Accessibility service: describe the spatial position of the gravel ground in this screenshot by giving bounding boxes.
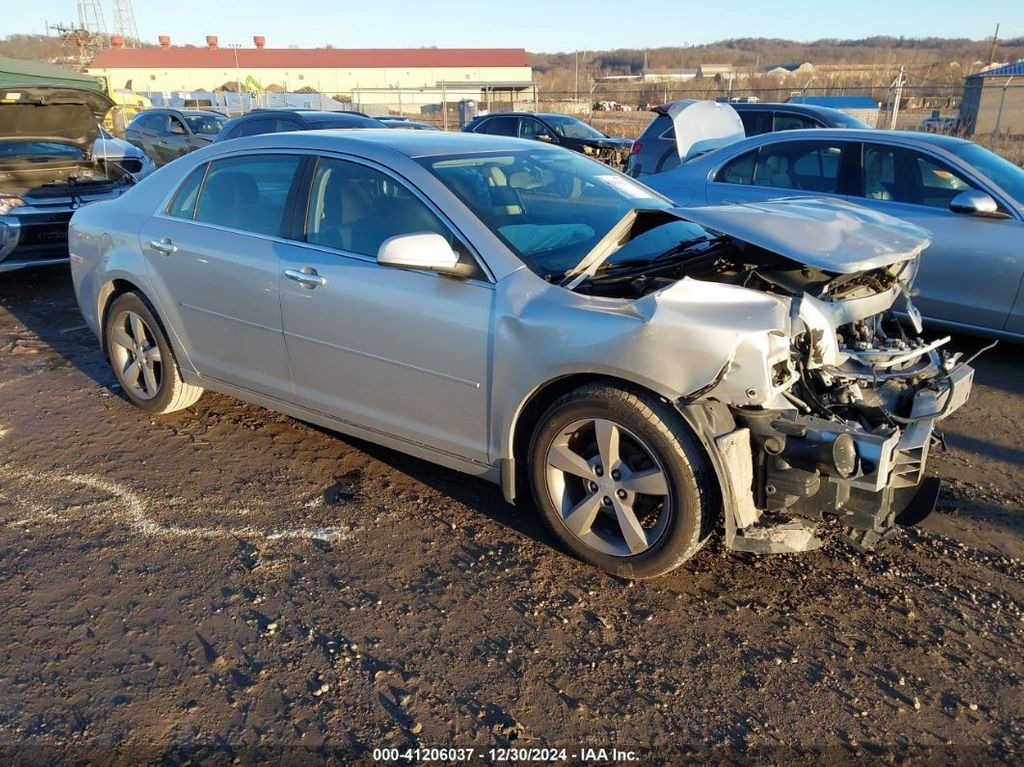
[0,267,1021,764]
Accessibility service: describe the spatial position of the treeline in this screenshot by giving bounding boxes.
[530,36,1024,90]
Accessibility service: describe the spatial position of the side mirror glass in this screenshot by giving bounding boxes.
[949,190,1002,217]
[377,232,460,272]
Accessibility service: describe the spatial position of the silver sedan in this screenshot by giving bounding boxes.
[643,128,1024,340]
[69,130,972,577]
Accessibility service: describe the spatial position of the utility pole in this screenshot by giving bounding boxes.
[228,44,244,114]
[988,23,1000,66]
[574,50,579,103]
[889,65,906,130]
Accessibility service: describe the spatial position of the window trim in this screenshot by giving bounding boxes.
[289,151,495,285]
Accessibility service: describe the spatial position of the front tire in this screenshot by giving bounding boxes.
[104,291,203,414]
[528,383,717,579]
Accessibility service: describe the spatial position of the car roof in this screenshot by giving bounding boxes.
[471,112,580,121]
[740,127,973,148]
[208,128,555,158]
[147,108,223,117]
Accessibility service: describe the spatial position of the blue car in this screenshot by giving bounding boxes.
[643,126,1024,341]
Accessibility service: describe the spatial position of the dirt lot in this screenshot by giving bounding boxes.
[0,267,1021,764]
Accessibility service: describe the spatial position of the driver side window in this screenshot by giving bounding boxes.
[519,118,551,140]
[169,117,187,136]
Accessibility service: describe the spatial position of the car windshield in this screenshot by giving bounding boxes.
[183,114,226,135]
[0,141,85,159]
[418,148,672,279]
[544,115,607,140]
[948,142,1024,204]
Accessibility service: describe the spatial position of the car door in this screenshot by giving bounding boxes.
[849,142,1022,331]
[704,139,851,206]
[160,116,194,163]
[138,152,304,399]
[130,113,163,161]
[278,155,494,464]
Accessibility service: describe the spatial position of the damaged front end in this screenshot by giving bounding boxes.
[567,198,975,555]
[672,202,974,554]
[725,272,973,554]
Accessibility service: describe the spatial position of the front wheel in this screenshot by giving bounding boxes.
[528,383,717,579]
[104,291,203,414]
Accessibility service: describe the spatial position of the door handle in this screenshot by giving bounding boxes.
[148,238,177,255]
[284,268,326,288]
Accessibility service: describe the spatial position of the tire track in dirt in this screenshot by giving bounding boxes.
[0,422,353,543]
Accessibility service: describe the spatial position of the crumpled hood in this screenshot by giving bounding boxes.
[0,85,114,158]
[677,197,932,273]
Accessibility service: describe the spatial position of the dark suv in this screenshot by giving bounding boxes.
[215,109,385,142]
[463,112,633,167]
[626,101,869,177]
[125,109,227,167]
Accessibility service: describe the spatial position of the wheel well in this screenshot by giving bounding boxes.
[98,278,141,354]
[511,373,663,502]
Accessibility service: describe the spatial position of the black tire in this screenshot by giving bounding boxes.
[528,383,717,579]
[103,291,203,414]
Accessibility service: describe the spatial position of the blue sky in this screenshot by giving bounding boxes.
[7,0,1022,52]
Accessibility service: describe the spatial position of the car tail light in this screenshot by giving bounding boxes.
[629,141,642,155]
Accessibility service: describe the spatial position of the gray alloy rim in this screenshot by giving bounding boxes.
[109,310,163,401]
[544,418,671,557]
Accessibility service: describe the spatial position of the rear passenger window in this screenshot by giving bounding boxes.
[304,157,449,257]
[716,149,757,184]
[773,113,818,131]
[167,164,207,219]
[194,154,301,236]
[480,116,518,136]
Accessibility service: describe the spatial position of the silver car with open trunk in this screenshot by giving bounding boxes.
[69,130,973,578]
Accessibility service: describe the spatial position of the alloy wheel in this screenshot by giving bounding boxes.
[544,418,671,557]
[109,310,163,400]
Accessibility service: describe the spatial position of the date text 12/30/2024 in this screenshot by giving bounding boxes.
[372,747,640,762]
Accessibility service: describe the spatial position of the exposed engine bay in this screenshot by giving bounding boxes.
[0,159,132,199]
[568,203,976,554]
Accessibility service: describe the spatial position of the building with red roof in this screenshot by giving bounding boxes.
[87,36,533,111]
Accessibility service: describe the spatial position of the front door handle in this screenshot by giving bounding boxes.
[149,237,177,255]
[284,267,326,288]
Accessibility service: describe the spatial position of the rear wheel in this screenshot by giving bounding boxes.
[104,291,203,414]
[528,383,716,579]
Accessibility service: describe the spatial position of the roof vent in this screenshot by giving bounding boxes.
[110,35,125,49]
[158,35,171,48]
[254,35,266,50]
[206,35,219,49]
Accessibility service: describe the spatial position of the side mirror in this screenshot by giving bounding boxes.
[949,190,1005,218]
[377,232,460,272]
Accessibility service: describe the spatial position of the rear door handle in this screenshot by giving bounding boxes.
[149,238,177,255]
[284,268,326,288]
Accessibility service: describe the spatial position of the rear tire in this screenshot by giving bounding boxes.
[528,383,717,579]
[104,291,203,414]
